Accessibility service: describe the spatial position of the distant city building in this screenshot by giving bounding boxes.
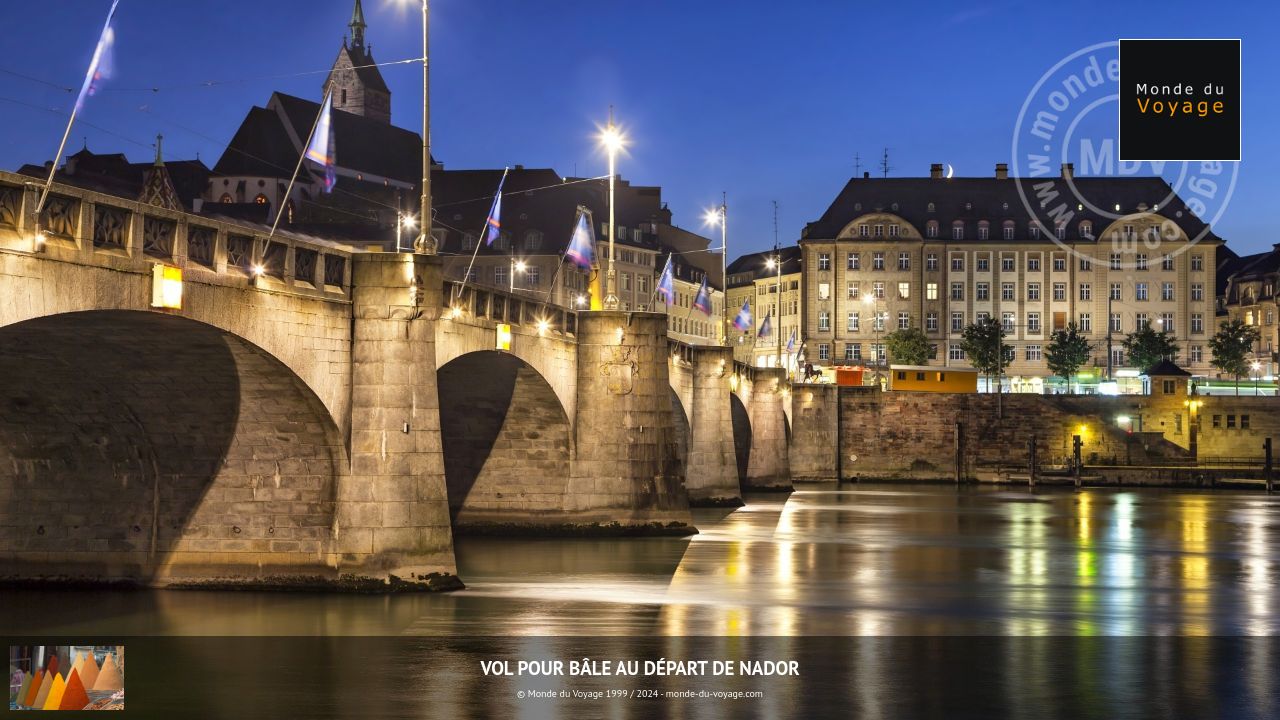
[323,0,391,123]
[798,163,1224,392]
[726,247,802,369]
[657,246,724,346]
[16,141,209,213]
[1219,243,1279,378]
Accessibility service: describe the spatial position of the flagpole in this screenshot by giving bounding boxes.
[456,167,508,305]
[269,87,333,241]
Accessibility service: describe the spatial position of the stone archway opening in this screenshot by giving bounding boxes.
[436,351,572,532]
[669,388,690,478]
[0,311,345,584]
[730,393,752,485]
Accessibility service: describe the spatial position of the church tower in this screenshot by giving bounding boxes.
[323,0,391,123]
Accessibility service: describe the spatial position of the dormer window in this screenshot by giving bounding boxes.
[927,202,936,213]
[1002,220,1015,240]
[926,220,938,238]
[977,221,990,240]
[952,221,964,240]
[1079,220,1093,238]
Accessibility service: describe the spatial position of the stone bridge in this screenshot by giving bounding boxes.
[0,172,790,591]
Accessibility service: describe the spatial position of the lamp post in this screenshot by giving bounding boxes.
[863,292,883,386]
[705,200,728,344]
[511,259,525,293]
[1253,360,1262,396]
[599,112,625,311]
[767,255,783,371]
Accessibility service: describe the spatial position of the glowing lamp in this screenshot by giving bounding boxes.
[496,323,512,351]
[151,264,183,309]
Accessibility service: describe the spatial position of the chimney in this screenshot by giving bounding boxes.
[863,171,870,179]
[930,163,944,179]
[995,163,1008,180]
[1061,162,1074,179]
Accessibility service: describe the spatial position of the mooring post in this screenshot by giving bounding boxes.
[1073,434,1083,489]
[1265,437,1273,493]
[1028,434,1037,489]
[954,421,964,484]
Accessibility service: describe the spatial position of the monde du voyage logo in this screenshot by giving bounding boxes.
[1120,39,1241,162]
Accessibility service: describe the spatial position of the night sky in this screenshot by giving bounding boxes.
[2,0,1277,255]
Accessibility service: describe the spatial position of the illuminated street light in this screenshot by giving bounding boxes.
[599,112,627,311]
[395,0,432,253]
[510,259,526,292]
[574,294,587,308]
[536,318,550,336]
[704,200,728,343]
[251,264,266,277]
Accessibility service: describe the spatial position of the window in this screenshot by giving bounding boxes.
[817,252,831,270]
[1212,414,1222,428]
[898,312,910,329]
[898,252,910,270]
[1136,254,1149,271]
[1163,379,1176,394]
[874,224,884,237]
[495,266,508,286]
[1002,257,1015,272]
[1053,283,1066,301]
[873,252,885,271]
[1227,415,1236,429]
[927,253,939,270]
[977,312,991,324]
[1079,221,1094,238]
[1191,255,1204,271]
[1056,224,1067,240]
[847,281,860,299]
[952,222,965,240]
[926,312,939,331]
[1242,415,1251,429]
[1028,283,1041,301]
[951,283,964,300]
[872,344,886,363]
[1027,313,1041,333]
[1135,282,1148,301]
[1110,313,1122,333]
[1110,283,1122,301]
[254,194,269,204]
[1079,257,1092,271]
[818,282,830,300]
[1002,312,1015,332]
[927,221,938,238]
[818,311,830,331]
[847,312,860,332]
[1191,345,1203,363]
[1112,348,1126,367]
[1110,253,1122,270]
[1191,283,1204,301]
[1026,345,1042,361]
[1137,312,1149,329]
[1162,255,1175,271]
[1028,257,1041,271]
[859,225,870,238]
[1160,312,1174,333]
[978,224,990,240]
[847,252,860,270]
[978,257,990,272]
[1053,257,1066,272]
[874,281,885,299]
[926,283,939,300]
[977,283,990,301]
[889,224,900,237]
[1079,283,1091,301]
[951,312,964,332]
[1003,225,1015,240]
[951,256,964,271]
[898,282,911,300]
[1078,313,1092,332]
[819,343,830,361]
[638,275,649,295]
[621,273,632,292]
[845,343,861,361]
[1030,225,1041,240]
[527,266,541,286]
[873,313,886,332]
[1162,282,1174,301]
[949,344,967,360]
[1002,283,1015,301]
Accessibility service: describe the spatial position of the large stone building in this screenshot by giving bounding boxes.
[798,163,1224,391]
[1219,243,1280,380]
[726,247,802,369]
[658,245,724,346]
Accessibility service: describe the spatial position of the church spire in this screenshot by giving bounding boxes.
[349,0,367,49]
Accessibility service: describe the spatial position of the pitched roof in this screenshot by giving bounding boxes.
[15,147,210,211]
[1143,359,1191,377]
[802,174,1220,244]
[345,45,389,94]
[726,246,802,287]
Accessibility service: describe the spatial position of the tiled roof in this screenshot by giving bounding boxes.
[726,246,802,287]
[16,147,210,211]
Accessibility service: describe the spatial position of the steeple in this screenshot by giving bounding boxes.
[349,0,367,49]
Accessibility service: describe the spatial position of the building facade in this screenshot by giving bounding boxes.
[726,247,802,370]
[1219,244,1280,381]
[798,163,1223,391]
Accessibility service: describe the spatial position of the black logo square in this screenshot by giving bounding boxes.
[1119,39,1240,161]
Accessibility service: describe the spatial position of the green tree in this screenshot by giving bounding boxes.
[884,327,931,366]
[1122,324,1179,373]
[1045,322,1093,391]
[1209,318,1261,395]
[960,318,1012,383]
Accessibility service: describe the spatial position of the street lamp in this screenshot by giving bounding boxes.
[862,292,883,386]
[766,255,783,371]
[393,0,433,252]
[1252,360,1262,396]
[704,200,727,344]
[598,113,626,311]
[396,212,417,252]
[511,259,526,293]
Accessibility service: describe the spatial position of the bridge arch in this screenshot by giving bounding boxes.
[0,310,346,583]
[730,393,752,485]
[436,350,572,530]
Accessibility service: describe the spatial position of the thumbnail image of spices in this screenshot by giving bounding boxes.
[8,645,124,711]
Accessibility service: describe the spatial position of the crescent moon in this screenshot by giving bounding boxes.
[945,164,954,179]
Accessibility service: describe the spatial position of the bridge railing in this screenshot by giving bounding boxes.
[443,279,577,336]
[0,171,354,300]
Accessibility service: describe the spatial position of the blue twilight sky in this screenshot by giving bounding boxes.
[2,0,1277,255]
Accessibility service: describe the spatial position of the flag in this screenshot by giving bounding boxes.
[566,210,595,269]
[757,310,772,339]
[656,256,674,306]
[484,174,506,245]
[74,0,120,113]
[305,93,336,193]
[786,329,796,353]
[732,301,752,332]
[692,276,712,315]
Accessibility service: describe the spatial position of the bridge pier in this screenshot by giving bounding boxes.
[339,254,461,589]
[683,346,742,506]
[745,368,793,491]
[563,312,695,534]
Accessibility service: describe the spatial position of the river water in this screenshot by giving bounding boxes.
[5,484,1280,718]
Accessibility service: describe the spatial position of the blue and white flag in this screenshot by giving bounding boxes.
[757,310,772,339]
[484,174,506,245]
[305,93,336,193]
[566,210,595,269]
[732,301,752,332]
[692,276,712,315]
[656,256,674,306]
[786,329,796,352]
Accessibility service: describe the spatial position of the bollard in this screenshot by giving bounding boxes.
[954,421,964,484]
[1028,435,1037,489]
[1265,438,1273,493]
[1073,434,1083,489]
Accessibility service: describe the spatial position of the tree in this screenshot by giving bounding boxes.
[1122,324,1179,373]
[884,327,931,366]
[1209,318,1261,395]
[960,318,1012,383]
[1045,322,1093,391]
